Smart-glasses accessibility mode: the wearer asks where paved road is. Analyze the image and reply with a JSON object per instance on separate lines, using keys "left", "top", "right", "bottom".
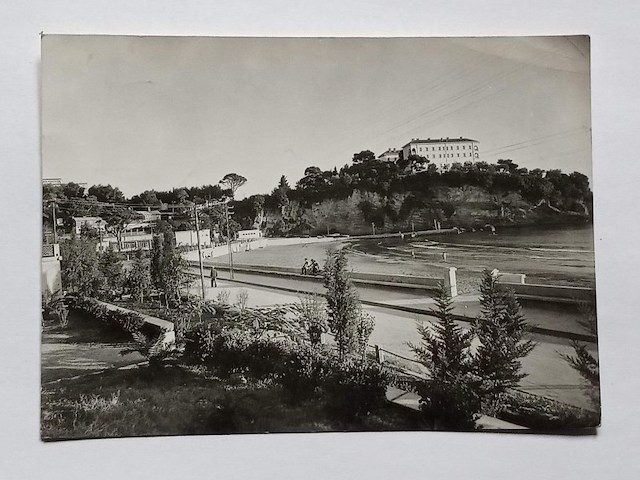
{"left": 191, "top": 266, "right": 594, "bottom": 338}
{"left": 188, "top": 277, "right": 598, "bottom": 411}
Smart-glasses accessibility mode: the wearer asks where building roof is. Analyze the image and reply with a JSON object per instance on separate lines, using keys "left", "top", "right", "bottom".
{"left": 402, "top": 137, "right": 478, "bottom": 148}
{"left": 377, "top": 148, "right": 400, "bottom": 158}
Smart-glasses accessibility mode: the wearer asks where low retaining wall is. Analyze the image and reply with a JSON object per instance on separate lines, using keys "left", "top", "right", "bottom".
{"left": 98, "top": 301, "right": 176, "bottom": 346}
{"left": 497, "top": 282, "right": 595, "bottom": 304}
{"left": 192, "top": 260, "right": 456, "bottom": 295}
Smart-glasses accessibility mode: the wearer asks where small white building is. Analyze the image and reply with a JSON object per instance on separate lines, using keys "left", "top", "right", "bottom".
{"left": 237, "top": 229, "right": 262, "bottom": 240}
{"left": 377, "top": 148, "right": 400, "bottom": 162}
{"left": 73, "top": 216, "right": 106, "bottom": 235}
{"left": 175, "top": 229, "right": 212, "bottom": 248}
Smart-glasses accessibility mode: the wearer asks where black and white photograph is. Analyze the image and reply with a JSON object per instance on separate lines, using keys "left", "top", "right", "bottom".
{"left": 40, "top": 35, "right": 599, "bottom": 439}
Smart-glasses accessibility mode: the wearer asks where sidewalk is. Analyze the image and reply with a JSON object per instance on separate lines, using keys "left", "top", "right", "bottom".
{"left": 188, "top": 267, "right": 595, "bottom": 342}
{"left": 386, "top": 386, "right": 528, "bottom": 430}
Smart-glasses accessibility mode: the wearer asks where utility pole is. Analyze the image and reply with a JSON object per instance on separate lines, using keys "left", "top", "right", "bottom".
{"left": 97, "top": 219, "right": 103, "bottom": 252}
{"left": 225, "top": 202, "right": 234, "bottom": 280}
{"left": 193, "top": 204, "right": 206, "bottom": 299}
{"left": 51, "top": 200, "right": 58, "bottom": 244}
{"left": 371, "top": 222, "right": 376, "bottom": 236}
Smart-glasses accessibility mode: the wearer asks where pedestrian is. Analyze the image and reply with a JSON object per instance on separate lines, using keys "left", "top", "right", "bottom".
{"left": 442, "top": 251, "right": 447, "bottom": 262}
{"left": 210, "top": 266, "right": 217, "bottom": 288}
{"left": 411, "top": 249, "right": 415, "bottom": 260}
{"left": 302, "top": 258, "right": 309, "bottom": 275}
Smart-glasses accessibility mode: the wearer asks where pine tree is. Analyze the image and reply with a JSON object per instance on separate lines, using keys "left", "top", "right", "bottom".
{"left": 412, "top": 283, "right": 473, "bottom": 381}
{"left": 410, "top": 282, "right": 480, "bottom": 430}
{"left": 560, "top": 302, "right": 600, "bottom": 409}
{"left": 472, "top": 270, "right": 536, "bottom": 408}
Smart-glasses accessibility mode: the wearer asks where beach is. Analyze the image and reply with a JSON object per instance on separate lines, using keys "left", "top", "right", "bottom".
{"left": 209, "top": 224, "right": 595, "bottom": 295}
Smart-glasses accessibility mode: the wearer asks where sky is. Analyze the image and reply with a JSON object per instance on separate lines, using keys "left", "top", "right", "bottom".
{"left": 41, "top": 35, "right": 591, "bottom": 199}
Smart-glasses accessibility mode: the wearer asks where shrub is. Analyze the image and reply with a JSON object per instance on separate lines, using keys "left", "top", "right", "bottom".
{"left": 415, "top": 376, "right": 481, "bottom": 430}
{"left": 297, "top": 294, "right": 328, "bottom": 344}
{"left": 279, "top": 342, "right": 334, "bottom": 402}
{"left": 216, "top": 289, "right": 231, "bottom": 304}
{"left": 497, "top": 390, "right": 600, "bottom": 430}
{"left": 68, "top": 296, "right": 145, "bottom": 333}
{"left": 183, "top": 325, "right": 391, "bottom": 419}
{"left": 235, "top": 289, "right": 249, "bottom": 312}
{"left": 323, "top": 356, "right": 391, "bottom": 419}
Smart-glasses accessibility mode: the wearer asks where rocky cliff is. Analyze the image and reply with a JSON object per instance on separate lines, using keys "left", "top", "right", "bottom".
{"left": 263, "top": 186, "right": 589, "bottom": 236}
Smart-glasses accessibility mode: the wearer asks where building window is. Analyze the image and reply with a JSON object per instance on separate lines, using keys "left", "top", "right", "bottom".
{"left": 457, "top": 153, "right": 460, "bottom": 157}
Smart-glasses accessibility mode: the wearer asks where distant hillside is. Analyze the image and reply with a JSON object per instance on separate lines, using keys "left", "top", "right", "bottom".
{"left": 261, "top": 185, "right": 590, "bottom": 236}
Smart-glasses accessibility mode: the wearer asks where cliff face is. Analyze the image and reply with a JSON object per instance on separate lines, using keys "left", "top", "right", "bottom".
{"left": 264, "top": 186, "right": 589, "bottom": 236}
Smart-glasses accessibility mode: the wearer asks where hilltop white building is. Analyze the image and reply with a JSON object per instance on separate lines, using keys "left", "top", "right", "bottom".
{"left": 401, "top": 137, "right": 479, "bottom": 167}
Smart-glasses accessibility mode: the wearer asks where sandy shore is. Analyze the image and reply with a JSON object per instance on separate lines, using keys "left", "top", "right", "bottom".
{"left": 209, "top": 238, "right": 481, "bottom": 294}
{"left": 206, "top": 232, "right": 594, "bottom": 295}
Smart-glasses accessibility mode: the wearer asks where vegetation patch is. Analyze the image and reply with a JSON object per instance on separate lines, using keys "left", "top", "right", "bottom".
{"left": 41, "top": 364, "right": 419, "bottom": 439}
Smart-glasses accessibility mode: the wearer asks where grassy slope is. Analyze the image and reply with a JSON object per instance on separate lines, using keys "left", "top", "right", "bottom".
{"left": 41, "top": 365, "right": 422, "bottom": 440}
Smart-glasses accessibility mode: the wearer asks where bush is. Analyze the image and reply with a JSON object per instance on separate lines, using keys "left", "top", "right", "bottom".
{"left": 323, "top": 356, "right": 391, "bottom": 419}
{"left": 415, "top": 376, "right": 481, "bottom": 430}
{"left": 497, "top": 390, "right": 600, "bottom": 430}
{"left": 68, "top": 296, "right": 145, "bottom": 333}
{"left": 279, "top": 342, "right": 334, "bottom": 402}
{"left": 184, "top": 325, "right": 391, "bottom": 418}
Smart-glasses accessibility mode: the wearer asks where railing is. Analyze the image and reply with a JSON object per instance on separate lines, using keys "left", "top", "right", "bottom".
{"left": 42, "top": 243, "right": 60, "bottom": 258}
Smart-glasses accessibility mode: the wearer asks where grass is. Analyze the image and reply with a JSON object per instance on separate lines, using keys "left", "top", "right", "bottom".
{"left": 41, "top": 364, "right": 423, "bottom": 440}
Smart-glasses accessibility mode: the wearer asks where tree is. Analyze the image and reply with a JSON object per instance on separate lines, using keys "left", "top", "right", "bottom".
{"left": 412, "top": 283, "right": 473, "bottom": 381}
{"left": 220, "top": 173, "right": 247, "bottom": 199}
{"left": 410, "top": 283, "right": 480, "bottom": 429}
{"left": 496, "top": 159, "right": 519, "bottom": 174}
{"left": 100, "top": 206, "right": 143, "bottom": 252}
{"left": 99, "top": 246, "right": 124, "bottom": 299}
{"left": 560, "top": 302, "right": 600, "bottom": 409}
{"left": 323, "top": 248, "right": 374, "bottom": 359}
{"left": 130, "top": 190, "right": 162, "bottom": 206}
{"left": 88, "top": 184, "right": 126, "bottom": 203}
{"left": 352, "top": 150, "right": 376, "bottom": 164}
{"left": 175, "top": 188, "right": 190, "bottom": 205}
{"left": 407, "top": 154, "right": 429, "bottom": 173}
{"left": 62, "top": 182, "right": 86, "bottom": 199}
{"left": 150, "top": 230, "right": 186, "bottom": 306}
{"left": 252, "top": 194, "right": 265, "bottom": 228}
{"left": 60, "top": 235, "right": 105, "bottom": 296}
{"left": 150, "top": 233, "right": 165, "bottom": 292}
{"left": 127, "top": 249, "right": 151, "bottom": 303}
{"left": 472, "top": 271, "right": 536, "bottom": 410}
{"left": 275, "top": 175, "right": 290, "bottom": 208}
